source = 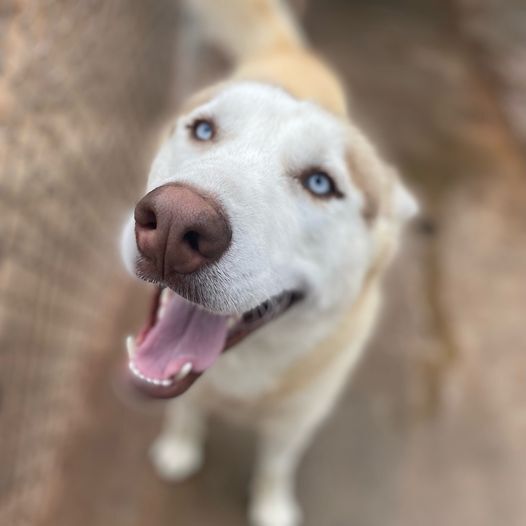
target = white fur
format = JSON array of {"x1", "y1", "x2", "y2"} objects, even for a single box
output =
[{"x1": 121, "y1": 82, "x2": 416, "y2": 525}]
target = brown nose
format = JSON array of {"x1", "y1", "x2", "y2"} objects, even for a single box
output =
[{"x1": 134, "y1": 184, "x2": 232, "y2": 276}]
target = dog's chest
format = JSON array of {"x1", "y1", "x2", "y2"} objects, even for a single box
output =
[{"x1": 194, "y1": 308, "x2": 342, "y2": 407}]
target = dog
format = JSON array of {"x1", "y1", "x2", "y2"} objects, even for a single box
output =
[{"x1": 120, "y1": 1, "x2": 418, "y2": 525}]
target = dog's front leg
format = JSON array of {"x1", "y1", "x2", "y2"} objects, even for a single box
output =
[
  {"x1": 249, "y1": 358, "x2": 353, "y2": 526},
  {"x1": 249, "y1": 410, "x2": 321, "y2": 526},
  {"x1": 150, "y1": 398, "x2": 207, "y2": 482}
]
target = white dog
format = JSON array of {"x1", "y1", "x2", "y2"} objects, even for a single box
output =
[{"x1": 120, "y1": 1, "x2": 417, "y2": 525}]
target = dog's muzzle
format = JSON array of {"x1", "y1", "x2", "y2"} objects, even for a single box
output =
[{"x1": 125, "y1": 186, "x2": 304, "y2": 400}]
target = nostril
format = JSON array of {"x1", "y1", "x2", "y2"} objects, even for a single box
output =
[
  {"x1": 135, "y1": 206, "x2": 157, "y2": 230},
  {"x1": 183, "y1": 230, "x2": 200, "y2": 252},
  {"x1": 144, "y1": 213, "x2": 157, "y2": 230}
]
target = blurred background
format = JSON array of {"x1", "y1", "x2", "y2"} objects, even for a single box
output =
[{"x1": 1, "y1": 0, "x2": 526, "y2": 525}]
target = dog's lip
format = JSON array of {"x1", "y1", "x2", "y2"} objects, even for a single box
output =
[
  {"x1": 125, "y1": 286, "x2": 304, "y2": 399},
  {"x1": 224, "y1": 290, "x2": 304, "y2": 347}
]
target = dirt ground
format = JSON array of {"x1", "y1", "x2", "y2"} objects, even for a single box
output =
[{"x1": 1, "y1": 1, "x2": 526, "y2": 525}]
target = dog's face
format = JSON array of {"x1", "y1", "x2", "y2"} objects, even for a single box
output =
[{"x1": 121, "y1": 82, "x2": 417, "y2": 397}]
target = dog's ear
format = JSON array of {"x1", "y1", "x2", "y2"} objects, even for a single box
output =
[
  {"x1": 388, "y1": 168, "x2": 419, "y2": 222},
  {"x1": 346, "y1": 128, "x2": 418, "y2": 225}
]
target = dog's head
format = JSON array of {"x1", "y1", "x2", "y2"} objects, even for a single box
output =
[{"x1": 121, "y1": 82, "x2": 417, "y2": 397}]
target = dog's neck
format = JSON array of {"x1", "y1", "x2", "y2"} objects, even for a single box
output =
[{"x1": 233, "y1": 49, "x2": 348, "y2": 117}]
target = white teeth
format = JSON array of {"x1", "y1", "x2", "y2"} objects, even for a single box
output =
[
  {"x1": 127, "y1": 359, "x2": 192, "y2": 387},
  {"x1": 128, "y1": 361, "x2": 173, "y2": 387},
  {"x1": 157, "y1": 305, "x2": 166, "y2": 322},
  {"x1": 160, "y1": 288, "x2": 172, "y2": 307},
  {"x1": 174, "y1": 362, "x2": 192, "y2": 381},
  {"x1": 227, "y1": 316, "x2": 239, "y2": 329},
  {"x1": 157, "y1": 288, "x2": 172, "y2": 321},
  {"x1": 126, "y1": 336, "x2": 136, "y2": 359}
]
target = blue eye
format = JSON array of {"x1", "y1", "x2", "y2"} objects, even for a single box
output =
[
  {"x1": 191, "y1": 119, "x2": 215, "y2": 141},
  {"x1": 303, "y1": 171, "x2": 337, "y2": 197}
]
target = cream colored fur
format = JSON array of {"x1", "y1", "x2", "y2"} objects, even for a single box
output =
[{"x1": 122, "y1": 2, "x2": 417, "y2": 525}]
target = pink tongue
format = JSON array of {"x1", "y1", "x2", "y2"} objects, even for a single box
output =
[{"x1": 134, "y1": 293, "x2": 229, "y2": 379}]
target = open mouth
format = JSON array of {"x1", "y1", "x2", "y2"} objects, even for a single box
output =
[{"x1": 125, "y1": 287, "x2": 303, "y2": 398}]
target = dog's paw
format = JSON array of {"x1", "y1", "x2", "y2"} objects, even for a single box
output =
[
  {"x1": 149, "y1": 437, "x2": 203, "y2": 482},
  {"x1": 249, "y1": 494, "x2": 302, "y2": 526}
]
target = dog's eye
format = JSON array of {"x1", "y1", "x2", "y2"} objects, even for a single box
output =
[
  {"x1": 301, "y1": 171, "x2": 341, "y2": 198},
  {"x1": 190, "y1": 119, "x2": 215, "y2": 141}
]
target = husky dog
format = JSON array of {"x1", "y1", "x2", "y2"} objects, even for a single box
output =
[{"x1": 120, "y1": 1, "x2": 417, "y2": 524}]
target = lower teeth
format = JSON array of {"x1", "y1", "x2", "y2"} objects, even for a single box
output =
[{"x1": 127, "y1": 359, "x2": 192, "y2": 387}]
